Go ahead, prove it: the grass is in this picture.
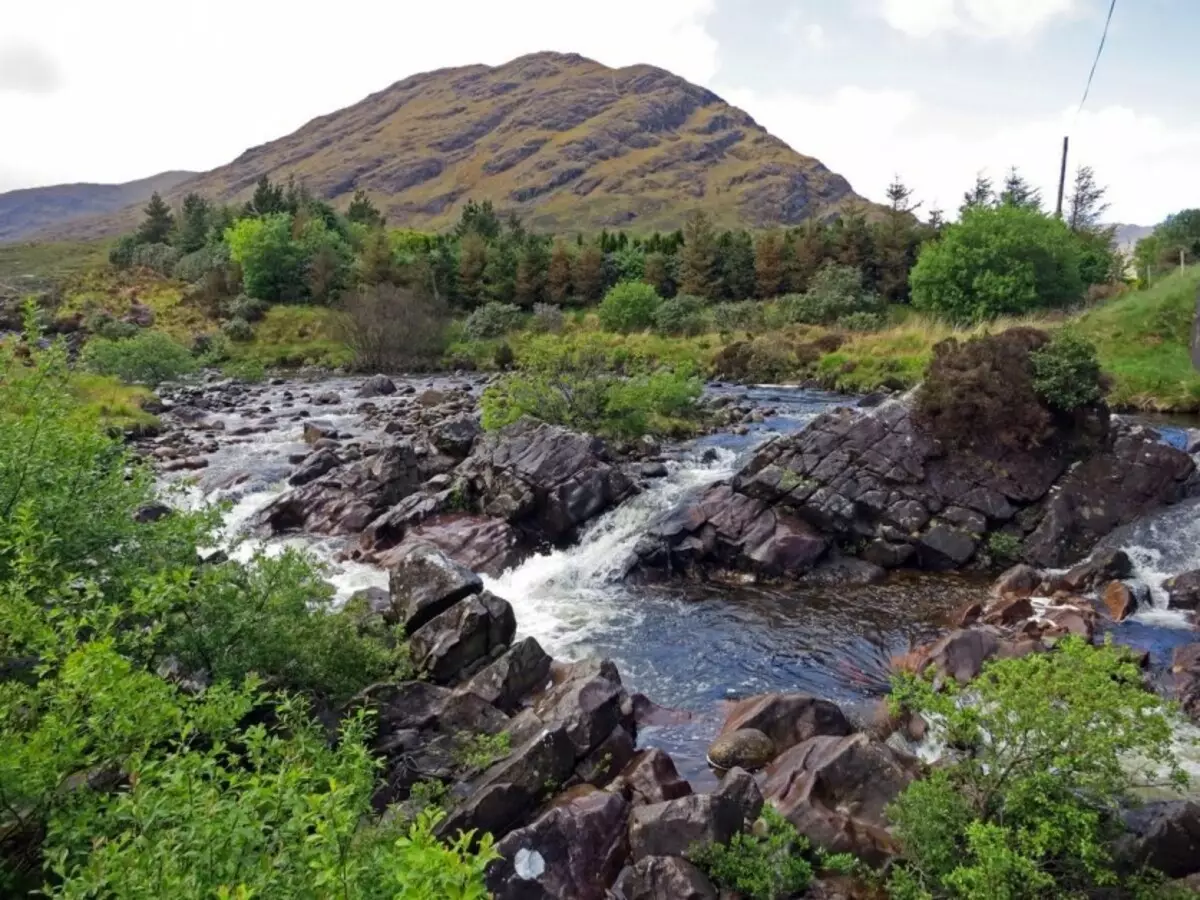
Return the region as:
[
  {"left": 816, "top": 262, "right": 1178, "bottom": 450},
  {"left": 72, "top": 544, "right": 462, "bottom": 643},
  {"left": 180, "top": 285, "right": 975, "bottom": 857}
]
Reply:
[
  {"left": 1074, "top": 267, "right": 1200, "bottom": 411},
  {"left": 0, "top": 240, "right": 112, "bottom": 287},
  {"left": 69, "top": 373, "right": 158, "bottom": 429},
  {"left": 229, "top": 305, "right": 355, "bottom": 369}
]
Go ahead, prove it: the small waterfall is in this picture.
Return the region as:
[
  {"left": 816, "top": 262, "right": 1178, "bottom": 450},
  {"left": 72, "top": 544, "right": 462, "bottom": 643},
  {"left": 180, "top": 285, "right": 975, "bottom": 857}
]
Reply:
[{"left": 484, "top": 448, "right": 738, "bottom": 657}]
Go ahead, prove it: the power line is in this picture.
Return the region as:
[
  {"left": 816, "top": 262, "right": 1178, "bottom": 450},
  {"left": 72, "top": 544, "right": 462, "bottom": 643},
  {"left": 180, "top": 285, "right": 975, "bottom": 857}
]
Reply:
[{"left": 1077, "top": 0, "right": 1118, "bottom": 116}]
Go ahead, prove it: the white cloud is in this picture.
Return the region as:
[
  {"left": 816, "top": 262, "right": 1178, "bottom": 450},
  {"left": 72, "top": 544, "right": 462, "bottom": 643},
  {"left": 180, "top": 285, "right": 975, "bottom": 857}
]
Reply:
[
  {"left": 879, "top": 0, "right": 1081, "bottom": 39},
  {"left": 0, "top": 41, "right": 62, "bottom": 94},
  {"left": 782, "top": 11, "right": 827, "bottom": 50},
  {"left": 720, "top": 84, "right": 1200, "bottom": 224}
]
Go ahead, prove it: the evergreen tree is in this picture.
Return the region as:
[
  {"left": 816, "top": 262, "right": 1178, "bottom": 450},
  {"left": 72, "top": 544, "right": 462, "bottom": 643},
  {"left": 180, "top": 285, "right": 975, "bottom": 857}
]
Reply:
[
  {"left": 572, "top": 242, "right": 605, "bottom": 304},
  {"left": 484, "top": 239, "right": 519, "bottom": 304},
  {"left": 176, "top": 193, "right": 211, "bottom": 254},
  {"left": 249, "top": 176, "right": 286, "bottom": 217},
  {"left": 717, "top": 230, "right": 755, "bottom": 300},
  {"left": 135, "top": 192, "right": 175, "bottom": 245},
  {"left": 643, "top": 251, "right": 674, "bottom": 298},
  {"left": 789, "top": 223, "right": 827, "bottom": 294},
  {"left": 346, "top": 189, "right": 385, "bottom": 228},
  {"left": 1066, "top": 166, "right": 1110, "bottom": 232},
  {"left": 546, "top": 240, "right": 574, "bottom": 305},
  {"left": 876, "top": 176, "right": 923, "bottom": 303},
  {"left": 457, "top": 233, "right": 488, "bottom": 307},
  {"left": 928, "top": 207, "right": 946, "bottom": 231},
  {"left": 999, "top": 166, "right": 1042, "bottom": 211},
  {"left": 960, "top": 172, "right": 996, "bottom": 216},
  {"left": 514, "top": 238, "right": 550, "bottom": 308},
  {"left": 357, "top": 228, "right": 400, "bottom": 286},
  {"left": 678, "top": 210, "right": 717, "bottom": 298},
  {"left": 832, "top": 207, "right": 874, "bottom": 281},
  {"left": 754, "top": 231, "right": 784, "bottom": 299},
  {"left": 454, "top": 200, "right": 502, "bottom": 241}
]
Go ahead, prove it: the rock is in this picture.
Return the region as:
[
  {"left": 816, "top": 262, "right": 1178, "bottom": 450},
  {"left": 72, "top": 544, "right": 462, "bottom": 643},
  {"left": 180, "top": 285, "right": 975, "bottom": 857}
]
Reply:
[
  {"left": 134, "top": 503, "right": 172, "bottom": 524},
  {"left": 1057, "top": 548, "right": 1134, "bottom": 592},
  {"left": 456, "top": 419, "right": 635, "bottom": 543},
  {"left": 1165, "top": 569, "right": 1200, "bottom": 610},
  {"left": 982, "top": 596, "right": 1034, "bottom": 627},
  {"left": 419, "top": 389, "right": 447, "bottom": 407},
  {"left": 352, "top": 680, "right": 508, "bottom": 739},
  {"left": 609, "top": 750, "right": 693, "bottom": 808},
  {"left": 717, "top": 693, "right": 852, "bottom": 756},
  {"left": 387, "top": 542, "right": 483, "bottom": 633},
  {"left": 303, "top": 420, "right": 339, "bottom": 444},
  {"left": 464, "top": 636, "right": 553, "bottom": 713},
  {"left": 288, "top": 448, "right": 342, "bottom": 486},
  {"left": 1042, "top": 604, "right": 1097, "bottom": 641},
  {"left": 630, "top": 694, "right": 693, "bottom": 727},
  {"left": 707, "top": 729, "right": 776, "bottom": 771},
  {"left": 358, "top": 375, "right": 397, "bottom": 398},
  {"left": 314, "top": 391, "right": 341, "bottom": 405},
  {"left": 952, "top": 600, "right": 983, "bottom": 628},
  {"left": 913, "top": 628, "right": 1002, "bottom": 686},
  {"left": 637, "top": 462, "right": 669, "bottom": 479},
  {"left": 257, "top": 441, "right": 423, "bottom": 535},
  {"left": 530, "top": 665, "right": 630, "bottom": 759},
  {"left": 716, "top": 767, "right": 764, "bottom": 825},
  {"left": 575, "top": 725, "right": 637, "bottom": 787},
  {"left": 409, "top": 591, "right": 516, "bottom": 684},
  {"left": 763, "top": 733, "right": 917, "bottom": 866},
  {"left": 612, "top": 857, "right": 718, "bottom": 900},
  {"left": 993, "top": 563, "right": 1042, "bottom": 599},
  {"left": 1117, "top": 801, "right": 1200, "bottom": 879},
  {"left": 1171, "top": 644, "right": 1200, "bottom": 722},
  {"left": 432, "top": 415, "right": 482, "bottom": 458},
  {"left": 1102, "top": 581, "right": 1138, "bottom": 622},
  {"left": 403, "top": 515, "right": 525, "bottom": 578},
  {"left": 628, "top": 792, "right": 743, "bottom": 861},
  {"left": 486, "top": 789, "right": 630, "bottom": 900},
  {"left": 161, "top": 457, "right": 209, "bottom": 472},
  {"left": 916, "top": 525, "right": 977, "bottom": 570}
]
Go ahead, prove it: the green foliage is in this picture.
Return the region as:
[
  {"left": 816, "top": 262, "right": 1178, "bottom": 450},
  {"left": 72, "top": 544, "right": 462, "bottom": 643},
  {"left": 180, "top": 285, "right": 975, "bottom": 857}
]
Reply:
[
  {"left": 653, "top": 294, "right": 707, "bottom": 336},
  {"left": 464, "top": 301, "right": 523, "bottom": 340},
  {"left": 453, "top": 731, "right": 512, "bottom": 770},
  {"left": 174, "top": 243, "right": 232, "bottom": 284},
  {"left": 530, "top": 302, "right": 564, "bottom": 334},
  {"left": 222, "top": 293, "right": 269, "bottom": 323},
  {"left": 222, "top": 316, "right": 253, "bottom": 342},
  {"left": 688, "top": 806, "right": 815, "bottom": 900},
  {"left": 779, "top": 263, "right": 883, "bottom": 326},
  {"left": 886, "top": 638, "right": 1185, "bottom": 899},
  {"left": 911, "top": 205, "right": 1084, "bottom": 322},
  {"left": 136, "top": 192, "right": 175, "bottom": 245},
  {"left": 129, "top": 242, "right": 182, "bottom": 277},
  {"left": 1029, "top": 331, "right": 1106, "bottom": 411},
  {"left": 81, "top": 330, "right": 198, "bottom": 386},
  {"left": 837, "top": 311, "right": 886, "bottom": 332},
  {"left": 176, "top": 193, "right": 212, "bottom": 254},
  {"left": 985, "top": 532, "right": 1023, "bottom": 563},
  {"left": 346, "top": 189, "right": 385, "bottom": 228},
  {"left": 85, "top": 311, "right": 139, "bottom": 341},
  {"left": 226, "top": 213, "right": 309, "bottom": 303},
  {"left": 713, "top": 300, "right": 764, "bottom": 333},
  {"left": 598, "top": 281, "right": 661, "bottom": 332},
  {"left": 221, "top": 357, "right": 267, "bottom": 383},
  {"left": 108, "top": 235, "right": 138, "bottom": 269}
]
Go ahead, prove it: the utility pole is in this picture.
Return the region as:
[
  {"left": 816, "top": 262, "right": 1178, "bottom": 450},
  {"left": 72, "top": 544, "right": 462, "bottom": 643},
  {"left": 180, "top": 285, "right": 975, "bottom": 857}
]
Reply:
[{"left": 1055, "top": 135, "right": 1069, "bottom": 219}]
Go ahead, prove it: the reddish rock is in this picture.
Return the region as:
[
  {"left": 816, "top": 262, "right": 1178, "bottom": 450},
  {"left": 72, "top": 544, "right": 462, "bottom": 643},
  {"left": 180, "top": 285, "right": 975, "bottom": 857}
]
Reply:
[
  {"left": 1102, "top": 581, "right": 1138, "bottom": 622},
  {"left": 982, "top": 595, "right": 1034, "bottom": 627},
  {"left": 608, "top": 750, "right": 693, "bottom": 807},
  {"left": 612, "top": 856, "right": 718, "bottom": 900},
  {"left": 717, "top": 693, "right": 851, "bottom": 756},
  {"left": 952, "top": 600, "right": 983, "bottom": 628},
  {"left": 992, "top": 563, "right": 1043, "bottom": 599}
]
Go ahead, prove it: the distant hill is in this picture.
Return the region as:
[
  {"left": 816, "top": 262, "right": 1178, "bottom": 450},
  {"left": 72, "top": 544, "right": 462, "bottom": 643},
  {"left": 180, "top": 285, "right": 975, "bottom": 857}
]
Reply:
[
  {"left": 35, "top": 52, "right": 870, "bottom": 240},
  {"left": 0, "top": 171, "right": 196, "bottom": 244},
  {"left": 1112, "top": 223, "right": 1155, "bottom": 253}
]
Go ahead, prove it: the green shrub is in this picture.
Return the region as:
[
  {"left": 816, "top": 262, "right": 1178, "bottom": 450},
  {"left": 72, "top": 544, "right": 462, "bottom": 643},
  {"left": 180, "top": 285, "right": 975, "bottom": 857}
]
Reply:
[
  {"left": 713, "top": 301, "right": 763, "bottom": 333},
  {"left": 530, "top": 302, "right": 565, "bottom": 334},
  {"left": 85, "top": 311, "right": 139, "bottom": 341},
  {"left": 911, "top": 204, "right": 1084, "bottom": 322},
  {"left": 837, "top": 311, "right": 886, "bottom": 332},
  {"left": 81, "top": 330, "right": 198, "bottom": 386},
  {"left": 985, "top": 532, "right": 1023, "bottom": 563},
  {"left": 221, "top": 357, "right": 267, "bottom": 383},
  {"left": 688, "top": 806, "right": 815, "bottom": 900},
  {"left": 464, "top": 301, "right": 523, "bottom": 340},
  {"left": 219, "top": 293, "right": 268, "bottom": 324},
  {"left": 453, "top": 731, "right": 512, "bottom": 771},
  {"left": 887, "top": 637, "right": 1184, "bottom": 899},
  {"left": 598, "top": 281, "right": 661, "bottom": 333},
  {"left": 653, "top": 294, "right": 707, "bottom": 336},
  {"left": 222, "top": 316, "right": 254, "bottom": 342},
  {"left": 174, "top": 243, "right": 233, "bottom": 284},
  {"left": 129, "top": 242, "right": 182, "bottom": 277},
  {"left": 779, "top": 263, "right": 883, "bottom": 326},
  {"left": 108, "top": 235, "right": 138, "bottom": 270},
  {"left": 1030, "top": 331, "right": 1106, "bottom": 411}
]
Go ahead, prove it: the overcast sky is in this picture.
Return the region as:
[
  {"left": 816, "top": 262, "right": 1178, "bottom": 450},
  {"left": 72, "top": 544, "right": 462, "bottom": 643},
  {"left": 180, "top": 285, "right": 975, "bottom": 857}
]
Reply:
[{"left": 2, "top": 0, "right": 1195, "bottom": 224}]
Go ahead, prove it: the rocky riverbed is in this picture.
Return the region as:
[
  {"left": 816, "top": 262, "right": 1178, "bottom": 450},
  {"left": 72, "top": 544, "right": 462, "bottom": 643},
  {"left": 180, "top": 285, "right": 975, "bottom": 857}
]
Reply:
[{"left": 136, "top": 371, "right": 1200, "bottom": 898}]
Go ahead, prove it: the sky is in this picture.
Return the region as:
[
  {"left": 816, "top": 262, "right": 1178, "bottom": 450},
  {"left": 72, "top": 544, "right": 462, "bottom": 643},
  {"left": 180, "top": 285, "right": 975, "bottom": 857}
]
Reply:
[{"left": 2, "top": 0, "right": 1197, "bottom": 225}]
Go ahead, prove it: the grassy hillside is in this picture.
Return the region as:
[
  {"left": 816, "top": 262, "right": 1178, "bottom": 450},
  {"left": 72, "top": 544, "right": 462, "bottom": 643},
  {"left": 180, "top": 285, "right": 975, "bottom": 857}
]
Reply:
[
  {"left": 38, "top": 52, "right": 869, "bottom": 240},
  {"left": 0, "top": 172, "right": 195, "bottom": 244}
]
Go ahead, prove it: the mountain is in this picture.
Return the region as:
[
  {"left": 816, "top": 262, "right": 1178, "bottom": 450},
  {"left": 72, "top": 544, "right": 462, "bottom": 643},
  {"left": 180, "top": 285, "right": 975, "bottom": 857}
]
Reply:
[
  {"left": 0, "top": 171, "right": 196, "bottom": 244},
  {"left": 1112, "top": 223, "right": 1155, "bottom": 253},
  {"left": 35, "top": 52, "right": 869, "bottom": 240}
]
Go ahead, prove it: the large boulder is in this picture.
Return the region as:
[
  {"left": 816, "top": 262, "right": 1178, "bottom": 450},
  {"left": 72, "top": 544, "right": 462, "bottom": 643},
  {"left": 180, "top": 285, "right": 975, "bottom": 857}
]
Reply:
[
  {"left": 486, "top": 788, "right": 630, "bottom": 900},
  {"left": 627, "top": 792, "right": 743, "bottom": 861},
  {"left": 357, "top": 374, "right": 397, "bottom": 398},
  {"left": 762, "top": 733, "right": 919, "bottom": 865},
  {"left": 402, "top": 515, "right": 525, "bottom": 577},
  {"left": 386, "top": 542, "right": 483, "bottom": 633},
  {"left": 432, "top": 414, "right": 483, "bottom": 458},
  {"left": 465, "top": 637, "right": 553, "bottom": 713},
  {"left": 1117, "top": 801, "right": 1200, "bottom": 879},
  {"left": 256, "top": 442, "right": 423, "bottom": 535},
  {"left": 455, "top": 419, "right": 635, "bottom": 543},
  {"left": 716, "top": 693, "right": 852, "bottom": 757},
  {"left": 409, "top": 591, "right": 516, "bottom": 684},
  {"left": 608, "top": 749, "right": 693, "bottom": 807},
  {"left": 287, "top": 448, "right": 342, "bottom": 486},
  {"left": 1164, "top": 569, "right": 1200, "bottom": 610},
  {"left": 707, "top": 729, "right": 776, "bottom": 771},
  {"left": 1171, "top": 644, "right": 1200, "bottom": 723},
  {"left": 612, "top": 856, "right": 718, "bottom": 900}
]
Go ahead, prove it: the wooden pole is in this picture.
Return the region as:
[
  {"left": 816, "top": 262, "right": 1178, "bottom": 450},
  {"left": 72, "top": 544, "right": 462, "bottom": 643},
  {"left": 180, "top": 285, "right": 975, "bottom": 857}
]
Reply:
[{"left": 1055, "top": 135, "right": 1070, "bottom": 219}]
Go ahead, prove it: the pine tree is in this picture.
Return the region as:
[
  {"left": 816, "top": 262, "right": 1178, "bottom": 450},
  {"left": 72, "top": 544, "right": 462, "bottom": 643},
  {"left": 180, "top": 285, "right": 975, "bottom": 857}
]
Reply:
[
  {"left": 357, "top": 228, "right": 399, "bottom": 286},
  {"left": 546, "top": 240, "right": 574, "bottom": 305},
  {"left": 176, "top": 193, "right": 211, "bottom": 254},
  {"left": 458, "top": 233, "right": 488, "bottom": 307},
  {"left": 572, "top": 242, "right": 605, "bottom": 304},
  {"left": 876, "top": 176, "right": 922, "bottom": 303},
  {"left": 514, "top": 239, "right": 550, "bottom": 308},
  {"left": 249, "top": 176, "right": 286, "bottom": 217},
  {"left": 1066, "top": 166, "right": 1110, "bottom": 232},
  {"left": 789, "top": 223, "right": 827, "bottom": 294},
  {"left": 833, "top": 207, "right": 874, "bottom": 276},
  {"left": 999, "top": 166, "right": 1042, "bottom": 211},
  {"left": 346, "top": 189, "right": 385, "bottom": 228},
  {"left": 454, "top": 200, "right": 502, "bottom": 240},
  {"left": 928, "top": 207, "right": 946, "bottom": 231},
  {"left": 484, "top": 240, "right": 519, "bottom": 304},
  {"left": 717, "top": 231, "right": 755, "bottom": 300},
  {"left": 678, "top": 210, "right": 717, "bottom": 298},
  {"left": 960, "top": 172, "right": 996, "bottom": 216},
  {"left": 643, "top": 251, "right": 674, "bottom": 298},
  {"left": 754, "top": 231, "right": 784, "bottom": 299},
  {"left": 135, "top": 192, "right": 175, "bottom": 245}
]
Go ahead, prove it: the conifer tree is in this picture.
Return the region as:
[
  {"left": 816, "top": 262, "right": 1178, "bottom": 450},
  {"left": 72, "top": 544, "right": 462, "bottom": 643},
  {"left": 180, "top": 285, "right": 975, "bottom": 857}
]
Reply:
[
  {"left": 357, "top": 228, "right": 400, "bottom": 286},
  {"left": 572, "top": 242, "right": 605, "bottom": 304},
  {"left": 754, "top": 231, "right": 784, "bottom": 298},
  {"left": 999, "top": 166, "right": 1042, "bottom": 211},
  {"left": 457, "top": 233, "right": 488, "bottom": 308},
  {"left": 546, "top": 240, "right": 574, "bottom": 305},
  {"left": 678, "top": 210, "right": 717, "bottom": 298},
  {"left": 176, "top": 193, "right": 211, "bottom": 253},
  {"left": 249, "top": 176, "right": 286, "bottom": 217},
  {"left": 643, "top": 251, "right": 674, "bottom": 298},
  {"left": 1066, "top": 166, "right": 1110, "bottom": 232},
  {"left": 346, "top": 189, "right": 385, "bottom": 228},
  {"left": 136, "top": 192, "right": 175, "bottom": 245},
  {"left": 960, "top": 172, "right": 996, "bottom": 216},
  {"left": 514, "top": 239, "right": 550, "bottom": 308},
  {"left": 789, "top": 223, "right": 827, "bottom": 294}
]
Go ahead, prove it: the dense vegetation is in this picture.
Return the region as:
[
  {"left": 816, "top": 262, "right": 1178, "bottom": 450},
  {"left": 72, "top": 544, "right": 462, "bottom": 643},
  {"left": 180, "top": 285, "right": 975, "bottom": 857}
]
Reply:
[{"left": 0, "top": 329, "right": 497, "bottom": 896}]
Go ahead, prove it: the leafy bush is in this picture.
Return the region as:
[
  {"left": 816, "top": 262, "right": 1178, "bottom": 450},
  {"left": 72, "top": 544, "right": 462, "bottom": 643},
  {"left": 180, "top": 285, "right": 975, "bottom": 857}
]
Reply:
[
  {"left": 911, "top": 205, "right": 1085, "bottom": 322},
  {"left": 887, "top": 637, "right": 1184, "bottom": 899},
  {"left": 174, "top": 243, "right": 233, "bottom": 284},
  {"left": 464, "top": 301, "right": 523, "bottom": 340},
  {"left": 129, "top": 242, "right": 182, "bottom": 277},
  {"left": 1030, "top": 331, "right": 1106, "bottom": 411},
  {"left": 84, "top": 311, "right": 139, "bottom": 341},
  {"left": 108, "top": 235, "right": 138, "bottom": 270},
  {"left": 336, "top": 282, "right": 449, "bottom": 371},
  {"left": 837, "top": 311, "right": 886, "bottom": 332},
  {"left": 530, "top": 302, "right": 565, "bottom": 334},
  {"left": 688, "top": 806, "right": 814, "bottom": 900},
  {"left": 223, "top": 293, "right": 269, "bottom": 323},
  {"left": 222, "top": 316, "right": 254, "bottom": 342},
  {"left": 713, "top": 301, "right": 764, "bottom": 333},
  {"left": 779, "top": 263, "right": 883, "bottom": 326},
  {"left": 986, "top": 532, "right": 1023, "bottom": 563},
  {"left": 598, "top": 281, "right": 661, "bottom": 333},
  {"left": 453, "top": 731, "right": 512, "bottom": 770},
  {"left": 221, "top": 357, "right": 267, "bottom": 383},
  {"left": 81, "top": 330, "right": 198, "bottom": 386},
  {"left": 653, "top": 294, "right": 707, "bottom": 336},
  {"left": 226, "top": 212, "right": 309, "bottom": 303}
]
